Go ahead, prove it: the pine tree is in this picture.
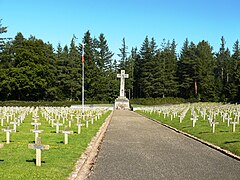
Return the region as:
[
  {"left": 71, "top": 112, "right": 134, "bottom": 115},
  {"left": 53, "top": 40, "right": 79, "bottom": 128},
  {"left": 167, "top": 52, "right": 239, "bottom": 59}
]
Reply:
[
  {"left": 68, "top": 35, "right": 81, "bottom": 100},
  {"left": 178, "top": 39, "right": 198, "bottom": 99},
  {"left": 127, "top": 47, "right": 137, "bottom": 99},
  {"left": 118, "top": 38, "right": 129, "bottom": 70},
  {"left": 139, "top": 36, "right": 157, "bottom": 97},
  {"left": 226, "top": 40, "right": 240, "bottom": 102},
  {"left": 195, "top": 40, "right": 216, "bottom": 101},
  {"left": 0, "top": 19, "right": 9, "bottom": 53},
  {"left": 94, "top": 33, "right": 115, "bottom": 101},
  {"left": 154, "top": 39, "right": 178, "bottom": 98},
  {"left": 215, "top": 36, "right": 231, "bottom": 101},
  {"left": 82, "top": 31, "right": 99, "bottom": 101}
]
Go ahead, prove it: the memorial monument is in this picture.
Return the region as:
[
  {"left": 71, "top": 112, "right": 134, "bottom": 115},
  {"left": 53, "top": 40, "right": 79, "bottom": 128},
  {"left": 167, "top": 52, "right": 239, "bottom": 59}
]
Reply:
[{"left": 115, "top": 70, "right": 130, "bottom": 110}]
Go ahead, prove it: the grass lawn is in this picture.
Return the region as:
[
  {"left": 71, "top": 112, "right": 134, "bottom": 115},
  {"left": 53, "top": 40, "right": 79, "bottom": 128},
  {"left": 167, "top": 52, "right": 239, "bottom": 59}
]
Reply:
[
  {"left": 0, "top": 109, "right": 111, "bottom": 179},
  {"left": 137, "top": 109, "right": 240, "bottom": 157}
]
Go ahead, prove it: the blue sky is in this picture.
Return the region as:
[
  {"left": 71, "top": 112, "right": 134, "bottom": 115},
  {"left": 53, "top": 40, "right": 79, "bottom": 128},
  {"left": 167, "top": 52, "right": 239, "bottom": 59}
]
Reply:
[{"left": 1, "top": 0, "right": 240, "bottom": 58}]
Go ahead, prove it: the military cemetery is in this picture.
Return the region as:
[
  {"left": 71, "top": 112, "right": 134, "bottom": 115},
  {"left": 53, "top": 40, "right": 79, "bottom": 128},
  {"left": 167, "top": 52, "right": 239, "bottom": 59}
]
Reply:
[
  {"left": 1, "top": 1, "right": 240, "bottom": 179},
  {"left": 0, "top": 106, "right": 111, "bottom": 178}
]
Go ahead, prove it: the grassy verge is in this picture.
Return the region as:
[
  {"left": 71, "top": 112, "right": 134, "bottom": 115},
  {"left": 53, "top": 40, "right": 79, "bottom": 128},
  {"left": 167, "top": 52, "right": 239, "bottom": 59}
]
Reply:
[
  {"left": 136, "top": 110, "right": 240, "bottom": 157},
  {"left": 0, "top": 110, "right": 111, "bottom": 179}
]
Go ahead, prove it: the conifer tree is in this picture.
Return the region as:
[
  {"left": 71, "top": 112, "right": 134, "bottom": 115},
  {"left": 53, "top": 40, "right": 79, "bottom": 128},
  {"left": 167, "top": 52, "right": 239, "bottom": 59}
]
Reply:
[
  {"left": 139, "top": 36, "right": 157, "bottom": 97},
  {"left": 226, "top": 40, "right": 240, "bottom": 101},
  {"left": 118, "top": 38, "right": 128, "bottom": 70},
  {"left": 68, "top": 35, "right": 81, "bottom": 100},
  {"left": 195, "top": 40, "right": 216, "bottom": 101},
  {"left": 178, "top": 39, "right": 198, "bottom": 99},
  {"left": 82, "top": 31, "right": 99, "bottom": 101},
  {"left": 215, "top": 36, "right": 231, "bottom": 101},
  {"left": 94, "top": 33, "right": 115, "bottom": 101}
]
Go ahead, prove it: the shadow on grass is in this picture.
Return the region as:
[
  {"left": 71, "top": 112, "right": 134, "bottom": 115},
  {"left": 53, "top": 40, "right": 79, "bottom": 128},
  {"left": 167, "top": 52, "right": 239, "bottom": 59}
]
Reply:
[
  {"left": 199, "top": 131, "right": 211, "bottom": 134},
  {"left": 219, "top": 130, "right": 229, "bottom": 133},
  {"left": 224, "top": 140, "right": 240, "bottom": 144},
  {"left": 56, "top": 141, "right": 64, "bottom": 144},
  {"left": 26, "top": 159, "right": 46, "bottom": 165},
  {"left": 181, "top": 126, "right": 192, "bottom": 129},
  {"left": 0, "top": 160, "right": 4, "bottom": 162},
  {"left": 1, "top": 140, "right": 14, "bottom": 143}
]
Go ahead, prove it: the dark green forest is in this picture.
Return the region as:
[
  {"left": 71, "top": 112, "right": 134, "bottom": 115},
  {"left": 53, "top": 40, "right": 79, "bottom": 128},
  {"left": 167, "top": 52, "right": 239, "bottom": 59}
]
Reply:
[{"left": 0, "top": 21, "right": 240, "bottom": 103}]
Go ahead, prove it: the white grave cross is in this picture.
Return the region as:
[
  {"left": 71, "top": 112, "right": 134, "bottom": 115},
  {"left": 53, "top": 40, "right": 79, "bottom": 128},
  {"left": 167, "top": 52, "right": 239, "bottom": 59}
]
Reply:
[
  {"left": 2, "top": 125, "right": 14, "bottom": 144},
  {"left": 117, "top": 70, "right": 129, "bottom": 97},
  {"left": 60, "top": 126, "right": 73, "bottom": 144},
  {"left": 28, "top": 137, "right": 49, "bottom": 166}
]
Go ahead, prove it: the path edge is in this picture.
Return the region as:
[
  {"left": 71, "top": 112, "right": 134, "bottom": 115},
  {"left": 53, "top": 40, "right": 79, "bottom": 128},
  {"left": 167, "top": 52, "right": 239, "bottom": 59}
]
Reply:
[
  {"left": 135, "top": 111, "right": 240, "bottom": 161},
  {"left": 67, "top": 111, "right": 114, "bottom": 180}
]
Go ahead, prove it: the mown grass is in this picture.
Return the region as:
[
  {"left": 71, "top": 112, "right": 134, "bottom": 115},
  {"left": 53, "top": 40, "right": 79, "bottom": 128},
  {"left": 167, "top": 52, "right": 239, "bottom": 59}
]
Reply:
[
  {"left": 0, "top": 110, "right": 111, "bottom": 179},
  {"left": 137, "top": 110, "right": 240, "bottom": 156}
]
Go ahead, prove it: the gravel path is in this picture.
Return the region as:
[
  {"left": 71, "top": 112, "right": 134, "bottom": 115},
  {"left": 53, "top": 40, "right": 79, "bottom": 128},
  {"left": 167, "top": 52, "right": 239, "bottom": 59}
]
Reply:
[{"left": 89, "top": 110, "right": 240, "bottom": 180}]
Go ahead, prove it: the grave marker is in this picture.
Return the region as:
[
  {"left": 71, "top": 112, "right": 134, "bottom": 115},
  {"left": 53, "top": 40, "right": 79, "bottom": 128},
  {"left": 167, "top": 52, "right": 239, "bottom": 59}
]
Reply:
[
  {"left": 31, "top": 128, "right": 43, "bottom": 143},
  {"left": 191, "top": 116, "right": 198, "bottom": 127},
  {"left": 1, "top": 117, "right": 5, "bottom": 126},
  {"left": 54, "top": 121, "right": 63, "bottom": 133},
  {"left": 68, "top": 119, "right": 72, "bottom": 128},
  {"left": 211, "top": 122, "right": 219, "bottom": 133},
  {"left": 230, "top": 122, "right": 238, "bottom": 132},
  {"left": 31, "top": 122, "right": 41, "bottom": 130},
  {"left": 85, "top": 119, "right": 89, "bottom": 128},
  {"left": 225, "top": 116, "right": 232, "bottom": 127},
  {"left": 10, "top": 120, "right": 19, "bottom": 132},
  {"left": 179, "top": 116, "right": 183, "bottom": 123},
  {"left": 76, "top": 123, "right": 85, "bottom": 134},
  {"left": 60, "top": 126, "right": 73, "bottom": 144},
  {"left": 2, "top": 125, "right": 14, "bottom": 144},
  {"left": 28, "top": 137, "right": 49, "bottom": 166}
]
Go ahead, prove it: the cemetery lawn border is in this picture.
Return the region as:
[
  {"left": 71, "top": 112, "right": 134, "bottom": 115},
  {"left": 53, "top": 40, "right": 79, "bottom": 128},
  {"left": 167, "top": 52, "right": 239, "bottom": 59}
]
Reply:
[
  {"left": 68, "top": 111, "right": 113, "bottom": 179},
  {"left": 136, "top": 110, "right": 240, "bottom": 160}
]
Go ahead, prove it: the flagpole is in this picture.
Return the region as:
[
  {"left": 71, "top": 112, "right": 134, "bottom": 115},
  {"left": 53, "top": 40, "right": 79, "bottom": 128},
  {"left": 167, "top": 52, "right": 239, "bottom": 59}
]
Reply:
[{"left": 82, "top": 44, "right": 85, "bottom": 118}]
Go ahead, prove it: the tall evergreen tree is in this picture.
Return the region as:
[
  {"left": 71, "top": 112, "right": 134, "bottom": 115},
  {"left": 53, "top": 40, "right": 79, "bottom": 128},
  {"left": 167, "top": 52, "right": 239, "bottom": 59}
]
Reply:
[
  {"left": 68, "top": 35, "right": 81, "bottom": 100},
  {"left": 195, "top": 40, "right": 216, "bottom": 101},
  {"left": 118, "top": 37, "right": 128, "bottom": 70},
  {"left": 0, "top": 19, "right": 9, "bottom": 53},
  {"left": 154, "top": 39, "right": 178, "bottom": 98},
  {"left": 226, "top": 40, "right": 240, "bottom": 102},
  {"left": 215, "top": 36, "right": 231, "bottom": 101},
  {"left": 178, "top": 39, "right": 198, "bottom": 99},
  {"left": 94, "top": 33, "right": 115, "bottom": 101},
  {"left": 82, "top": 31, "right": 99, "bottom": 101},
  {"left": 139, "top": 36, "right": 157, "bottom": 97}
]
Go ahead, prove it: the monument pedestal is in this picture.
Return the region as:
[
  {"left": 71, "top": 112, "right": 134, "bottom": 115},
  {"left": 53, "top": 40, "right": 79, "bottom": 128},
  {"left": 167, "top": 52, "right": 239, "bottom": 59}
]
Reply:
[{"left": 115, "top": 96, "right": 130, "bottom": 110}]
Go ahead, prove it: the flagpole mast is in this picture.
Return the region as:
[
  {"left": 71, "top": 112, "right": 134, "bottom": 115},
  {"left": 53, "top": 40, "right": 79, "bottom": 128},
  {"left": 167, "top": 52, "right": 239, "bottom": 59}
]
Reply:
[{"left": 82, "top": 44, "right": 85, "bottom": 118}]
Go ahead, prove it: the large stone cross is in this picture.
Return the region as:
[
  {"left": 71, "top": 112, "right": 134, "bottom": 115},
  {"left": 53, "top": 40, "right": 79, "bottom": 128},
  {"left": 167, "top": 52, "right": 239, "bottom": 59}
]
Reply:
[{"left": 117, "top": 70, "right": 129, "bottom": 97}]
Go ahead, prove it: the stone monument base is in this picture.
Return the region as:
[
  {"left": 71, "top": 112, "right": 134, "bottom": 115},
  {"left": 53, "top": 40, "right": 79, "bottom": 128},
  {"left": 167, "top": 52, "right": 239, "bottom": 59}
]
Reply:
[{"left": 114, "top": 96, "right": 130, "bottom": 110}]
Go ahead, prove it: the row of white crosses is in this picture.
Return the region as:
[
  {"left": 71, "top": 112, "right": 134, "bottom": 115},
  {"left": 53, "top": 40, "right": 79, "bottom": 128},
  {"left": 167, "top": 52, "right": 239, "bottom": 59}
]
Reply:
[
  {"left": 0, "top": 106, "right": 108, "bottom": 166},
  {"left": 41, "top": 107, "right": 104, "bottom": 136},
  {"left": 0, "top": 106, "right": 28, "bottom": 127},
  {"left": 141, "top": 103, "right": 240, "bottom": 133},
  {"left": 140, "top": 104, "right": 189, "bottom": 123},
  {"left": 1, "top": 107, "right": 29, "bottom": 144},
  {"left": 194, "top": 103, "right": 240, "bottom": 133}
]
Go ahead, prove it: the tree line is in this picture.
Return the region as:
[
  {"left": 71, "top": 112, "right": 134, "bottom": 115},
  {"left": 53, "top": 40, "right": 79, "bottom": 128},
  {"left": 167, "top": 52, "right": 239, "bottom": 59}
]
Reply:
[{"left": 0, "top": 22, "right": 239, "bottom": 103}]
